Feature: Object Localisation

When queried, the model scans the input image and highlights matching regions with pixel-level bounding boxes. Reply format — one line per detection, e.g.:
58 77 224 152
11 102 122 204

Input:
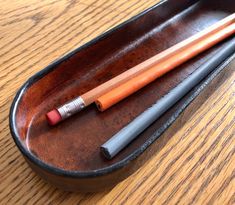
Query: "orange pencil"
82 13 235 105
46 14 235 125
96 23 235 111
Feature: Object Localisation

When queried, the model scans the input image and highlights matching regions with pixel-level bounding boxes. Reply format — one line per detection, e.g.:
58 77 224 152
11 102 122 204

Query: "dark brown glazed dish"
10 0 235 192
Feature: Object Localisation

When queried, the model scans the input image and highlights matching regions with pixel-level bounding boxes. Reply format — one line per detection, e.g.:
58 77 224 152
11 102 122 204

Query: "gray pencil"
101 38 235 159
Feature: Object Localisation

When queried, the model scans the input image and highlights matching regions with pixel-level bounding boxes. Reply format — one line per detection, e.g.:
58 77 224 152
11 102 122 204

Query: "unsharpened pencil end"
100 146 112 159
46 109 62 125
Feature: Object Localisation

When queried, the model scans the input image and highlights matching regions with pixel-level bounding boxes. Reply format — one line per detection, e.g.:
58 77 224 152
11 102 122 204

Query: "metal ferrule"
57 96 85 120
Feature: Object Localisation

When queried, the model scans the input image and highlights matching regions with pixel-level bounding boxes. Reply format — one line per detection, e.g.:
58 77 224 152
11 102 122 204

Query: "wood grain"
0 0 234 204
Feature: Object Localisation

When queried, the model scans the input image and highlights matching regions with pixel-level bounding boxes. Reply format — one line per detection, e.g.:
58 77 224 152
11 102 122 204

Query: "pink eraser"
46 109 62 125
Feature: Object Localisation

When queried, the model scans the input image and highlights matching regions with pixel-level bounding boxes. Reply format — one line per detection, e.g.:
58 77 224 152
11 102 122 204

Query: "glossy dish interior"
12 0 234 172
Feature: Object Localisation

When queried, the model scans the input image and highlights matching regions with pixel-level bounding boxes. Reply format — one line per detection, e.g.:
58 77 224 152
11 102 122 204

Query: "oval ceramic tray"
10 0 235 192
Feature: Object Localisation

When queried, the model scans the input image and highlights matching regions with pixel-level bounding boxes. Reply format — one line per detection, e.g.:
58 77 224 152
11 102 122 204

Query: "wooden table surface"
0 0 234 204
